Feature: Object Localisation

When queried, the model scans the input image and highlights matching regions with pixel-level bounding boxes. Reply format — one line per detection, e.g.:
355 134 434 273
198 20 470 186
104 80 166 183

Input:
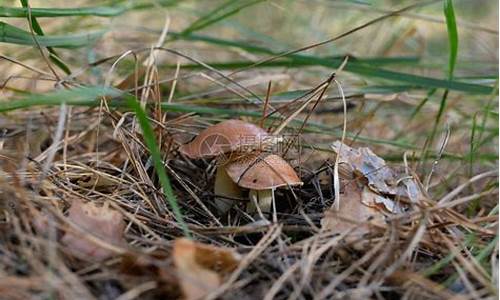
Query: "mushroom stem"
247 189 274 213
214 166 241 214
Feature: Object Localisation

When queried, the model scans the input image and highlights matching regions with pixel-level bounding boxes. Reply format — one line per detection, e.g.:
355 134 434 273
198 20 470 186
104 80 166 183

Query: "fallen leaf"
120 250 181 298
331 141 423 202
321 179 385 240
399 176 423 203
173 238 240 300
361 186 404 214
61 200 125 262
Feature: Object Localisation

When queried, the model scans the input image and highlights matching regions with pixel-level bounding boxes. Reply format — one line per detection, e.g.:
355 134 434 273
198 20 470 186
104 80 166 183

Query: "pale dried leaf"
361 186 404 214
173 238 240 300
61 200 125 262
400 177 422 203
331 141 423 202
321 179 385 238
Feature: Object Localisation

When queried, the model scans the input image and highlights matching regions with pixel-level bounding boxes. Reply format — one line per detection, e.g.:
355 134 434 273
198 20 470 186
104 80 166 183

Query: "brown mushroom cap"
179 120 269 159
225 153 303 190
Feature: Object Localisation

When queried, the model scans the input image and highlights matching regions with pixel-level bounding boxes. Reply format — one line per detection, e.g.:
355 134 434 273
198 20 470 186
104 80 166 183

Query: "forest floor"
0 1 498 299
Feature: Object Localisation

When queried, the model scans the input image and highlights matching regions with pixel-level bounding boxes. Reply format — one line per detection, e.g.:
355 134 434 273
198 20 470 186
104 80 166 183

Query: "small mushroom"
179 119 269 159
224 153 303 214
179 120 269 214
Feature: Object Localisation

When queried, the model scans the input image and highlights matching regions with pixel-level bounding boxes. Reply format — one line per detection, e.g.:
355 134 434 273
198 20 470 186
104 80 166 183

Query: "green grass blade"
181 0 264 35
443 233 497 288
0 86 121 111
423 0 460 163
444 0 458 78
469 113 478 174
342 63 487 94
165 56 421 70
18 0 71 74
0 5 126 17
466 113 480 215
433 0 459 125
422 234 476 277
19 0 43 36
476 81 499 146
0 21 104 48
168 32 493 94
126 96 191 238
126 0 180 10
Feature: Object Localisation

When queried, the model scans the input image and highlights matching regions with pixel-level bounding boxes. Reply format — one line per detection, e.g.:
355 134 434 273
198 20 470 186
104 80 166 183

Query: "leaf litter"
0 104 495 299
322 141 429 250
331 140 424 203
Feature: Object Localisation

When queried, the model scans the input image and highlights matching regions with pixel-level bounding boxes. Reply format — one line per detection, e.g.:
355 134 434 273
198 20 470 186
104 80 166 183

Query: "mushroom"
224 152 303 214
179 120 270 214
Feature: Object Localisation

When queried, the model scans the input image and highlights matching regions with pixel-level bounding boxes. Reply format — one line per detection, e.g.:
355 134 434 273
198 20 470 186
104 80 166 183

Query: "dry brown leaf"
321 179 385 240
61 200 125 262
331 141 423 202
173 238 240 300
120 250 181 298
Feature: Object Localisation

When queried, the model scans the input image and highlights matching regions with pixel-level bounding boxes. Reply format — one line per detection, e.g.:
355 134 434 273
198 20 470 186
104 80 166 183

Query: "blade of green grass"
0 21 104 48
0 5 126 17
409 89 437 120
475 235 499 270
125 0 181 10
475 82 499 146
18 0 71 74
422 233 476 277
421 0 459 165
3 86 493 162
466 113 480 216
180 0 265 36
442 233 497 288
469 113 478 175
167 32 493 94
177 85 417 104
0 86 121 111
436 0 460 122
126 96 191 238
165 56 421 70
444 0 459 79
